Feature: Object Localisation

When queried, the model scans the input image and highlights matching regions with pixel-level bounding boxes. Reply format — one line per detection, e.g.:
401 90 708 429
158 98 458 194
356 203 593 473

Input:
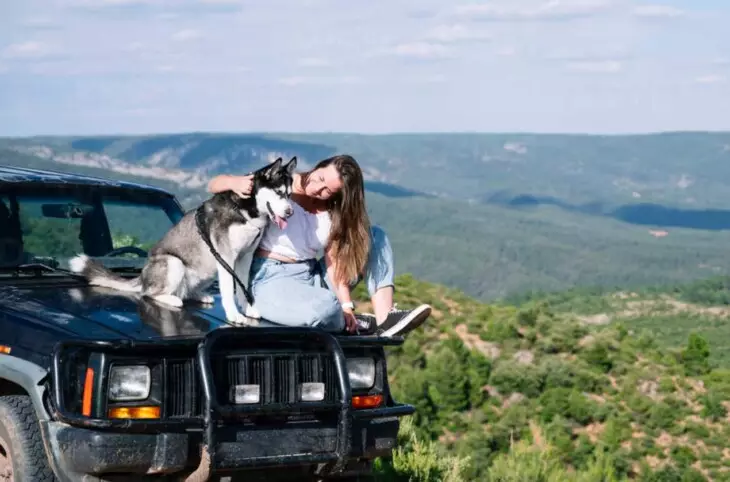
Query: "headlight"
108 365 151 402
346 358 375 389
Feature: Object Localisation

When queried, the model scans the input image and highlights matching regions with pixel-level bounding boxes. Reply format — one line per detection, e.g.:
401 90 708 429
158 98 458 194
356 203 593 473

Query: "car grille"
165 358 202 418
214 353 339 406
162 352 340 419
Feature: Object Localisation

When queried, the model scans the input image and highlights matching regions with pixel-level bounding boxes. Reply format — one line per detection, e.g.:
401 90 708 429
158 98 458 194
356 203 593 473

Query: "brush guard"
196 327 353 474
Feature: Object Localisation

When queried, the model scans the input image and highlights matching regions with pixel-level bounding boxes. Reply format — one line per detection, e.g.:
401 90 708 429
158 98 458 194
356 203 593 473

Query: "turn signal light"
351 394 383 409
82 368 94 417
108 406 161 419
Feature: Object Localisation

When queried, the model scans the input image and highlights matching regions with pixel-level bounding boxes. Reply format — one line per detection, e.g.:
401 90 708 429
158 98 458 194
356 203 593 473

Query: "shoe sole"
379 305 432 337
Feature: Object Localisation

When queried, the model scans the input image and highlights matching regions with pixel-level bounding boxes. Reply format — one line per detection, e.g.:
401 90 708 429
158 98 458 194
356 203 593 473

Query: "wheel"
0 395 56 481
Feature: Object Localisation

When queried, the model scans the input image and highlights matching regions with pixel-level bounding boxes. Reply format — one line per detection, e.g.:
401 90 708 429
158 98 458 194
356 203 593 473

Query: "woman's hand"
208 174 254 197
342 307 357 333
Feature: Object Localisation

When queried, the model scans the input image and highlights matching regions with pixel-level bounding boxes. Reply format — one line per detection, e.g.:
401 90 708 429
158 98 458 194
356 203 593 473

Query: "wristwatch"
341 301 355 311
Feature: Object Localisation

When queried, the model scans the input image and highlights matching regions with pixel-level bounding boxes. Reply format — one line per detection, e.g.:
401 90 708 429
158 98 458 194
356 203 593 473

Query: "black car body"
0 165 414 481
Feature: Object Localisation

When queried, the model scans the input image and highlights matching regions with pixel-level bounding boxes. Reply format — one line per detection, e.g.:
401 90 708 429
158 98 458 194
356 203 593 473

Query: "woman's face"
304 164 343 200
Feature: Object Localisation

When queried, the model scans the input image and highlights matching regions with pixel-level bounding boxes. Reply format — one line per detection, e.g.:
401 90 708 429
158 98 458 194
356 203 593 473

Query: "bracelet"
341 301 355 310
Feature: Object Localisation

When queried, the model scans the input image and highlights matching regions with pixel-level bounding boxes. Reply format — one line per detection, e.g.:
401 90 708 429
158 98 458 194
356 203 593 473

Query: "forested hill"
364 275 730 482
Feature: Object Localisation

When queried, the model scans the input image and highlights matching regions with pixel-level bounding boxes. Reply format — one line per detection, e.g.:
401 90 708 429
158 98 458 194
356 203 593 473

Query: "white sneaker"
355 304 432 337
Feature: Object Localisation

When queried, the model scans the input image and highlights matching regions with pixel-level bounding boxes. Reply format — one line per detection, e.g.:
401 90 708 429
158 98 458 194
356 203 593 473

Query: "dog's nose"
285 206 294 217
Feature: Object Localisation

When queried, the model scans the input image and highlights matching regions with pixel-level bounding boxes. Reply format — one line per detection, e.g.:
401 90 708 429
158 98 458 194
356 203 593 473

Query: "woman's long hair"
301 154 370 285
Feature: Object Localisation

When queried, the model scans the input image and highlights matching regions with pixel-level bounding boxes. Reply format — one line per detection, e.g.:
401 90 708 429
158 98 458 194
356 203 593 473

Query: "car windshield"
0 184 183 275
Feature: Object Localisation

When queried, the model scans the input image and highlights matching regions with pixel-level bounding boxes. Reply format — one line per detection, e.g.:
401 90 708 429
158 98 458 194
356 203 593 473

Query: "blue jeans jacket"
247 225 394 332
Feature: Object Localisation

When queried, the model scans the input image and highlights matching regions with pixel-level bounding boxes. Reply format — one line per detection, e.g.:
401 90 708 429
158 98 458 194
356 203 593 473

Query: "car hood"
0 282 247 343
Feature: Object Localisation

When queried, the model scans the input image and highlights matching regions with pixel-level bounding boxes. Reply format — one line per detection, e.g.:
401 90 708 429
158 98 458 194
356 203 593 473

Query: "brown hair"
301 154 370 285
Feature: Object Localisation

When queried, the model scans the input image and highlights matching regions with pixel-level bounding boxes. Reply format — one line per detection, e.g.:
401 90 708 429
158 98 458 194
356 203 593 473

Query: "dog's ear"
284 156 297 175
263 157 283 178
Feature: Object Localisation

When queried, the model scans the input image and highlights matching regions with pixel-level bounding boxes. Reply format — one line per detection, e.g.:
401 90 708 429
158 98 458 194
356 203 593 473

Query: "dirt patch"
529 421 546 449
578 313 611 325
442 297 463 316
574 423 605 443
638 380 660 400
512 350 534 365
455 324 501 359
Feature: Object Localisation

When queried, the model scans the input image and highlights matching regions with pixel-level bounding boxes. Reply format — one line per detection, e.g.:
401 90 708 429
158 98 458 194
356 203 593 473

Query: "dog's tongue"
274 216 288 230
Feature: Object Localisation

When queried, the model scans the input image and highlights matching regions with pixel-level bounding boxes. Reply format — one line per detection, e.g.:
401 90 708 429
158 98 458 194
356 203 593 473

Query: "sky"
1 0 729 136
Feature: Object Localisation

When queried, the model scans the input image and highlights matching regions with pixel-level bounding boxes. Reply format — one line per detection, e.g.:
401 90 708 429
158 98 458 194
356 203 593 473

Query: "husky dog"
69 157 297 323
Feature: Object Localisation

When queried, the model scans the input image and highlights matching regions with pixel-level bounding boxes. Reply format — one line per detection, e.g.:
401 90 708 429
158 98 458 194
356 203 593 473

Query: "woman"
207 154 431 337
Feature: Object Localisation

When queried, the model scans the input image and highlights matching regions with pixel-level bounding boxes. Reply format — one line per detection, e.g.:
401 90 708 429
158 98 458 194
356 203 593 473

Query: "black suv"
0 165 414 481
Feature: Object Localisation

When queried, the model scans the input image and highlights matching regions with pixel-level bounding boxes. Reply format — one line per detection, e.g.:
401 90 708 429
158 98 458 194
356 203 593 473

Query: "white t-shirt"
258 200 332 260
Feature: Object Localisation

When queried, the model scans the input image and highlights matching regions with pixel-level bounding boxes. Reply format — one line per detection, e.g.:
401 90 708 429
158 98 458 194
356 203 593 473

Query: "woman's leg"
359 225 396 322
248 257 345 332
319 225 431 336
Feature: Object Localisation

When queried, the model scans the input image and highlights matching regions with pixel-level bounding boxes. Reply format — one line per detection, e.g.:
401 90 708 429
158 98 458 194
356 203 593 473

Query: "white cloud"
695 74 725 84
63 0 157 8
425 24 492 43
382 42 451 59
277 75 362 86
632 5 685 18
454 0 614 22
495 46 517 57
171 29 203 41
297 57 330 67
21 17 60 29
567 60 622 73
1 41 57 60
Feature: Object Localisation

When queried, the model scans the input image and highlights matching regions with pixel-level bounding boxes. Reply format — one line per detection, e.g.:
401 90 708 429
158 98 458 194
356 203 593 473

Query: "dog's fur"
69 157 297 323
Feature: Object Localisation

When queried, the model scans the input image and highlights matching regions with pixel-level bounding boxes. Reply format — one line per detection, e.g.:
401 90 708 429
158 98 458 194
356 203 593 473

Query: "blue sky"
1 0 729 136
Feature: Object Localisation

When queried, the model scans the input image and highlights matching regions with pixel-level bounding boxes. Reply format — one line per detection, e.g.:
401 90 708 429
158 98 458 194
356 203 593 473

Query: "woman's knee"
302 292 344 332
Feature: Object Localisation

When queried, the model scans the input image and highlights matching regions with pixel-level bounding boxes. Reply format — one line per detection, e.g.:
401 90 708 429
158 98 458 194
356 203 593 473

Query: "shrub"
484 440 566 482
681 333 712 376
670 445 697 469
539 388 598 425
647 402 681 431
489 360 545 398
424 337 472 418
700 390 727 422
374 417 470 482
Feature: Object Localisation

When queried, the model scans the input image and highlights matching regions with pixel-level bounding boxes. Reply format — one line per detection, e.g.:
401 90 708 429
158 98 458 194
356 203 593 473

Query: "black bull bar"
50 327 357 478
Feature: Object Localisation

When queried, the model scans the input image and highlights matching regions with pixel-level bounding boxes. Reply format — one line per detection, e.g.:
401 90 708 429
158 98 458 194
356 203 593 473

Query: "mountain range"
2 131 730 300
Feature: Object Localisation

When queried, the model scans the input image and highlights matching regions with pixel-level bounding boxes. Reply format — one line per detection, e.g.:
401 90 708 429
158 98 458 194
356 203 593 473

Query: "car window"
0 189 179 268
104 202 173 254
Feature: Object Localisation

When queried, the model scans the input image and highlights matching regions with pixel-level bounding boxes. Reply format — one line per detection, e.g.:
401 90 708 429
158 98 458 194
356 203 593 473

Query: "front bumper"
40 407 411 481
45 327 415 480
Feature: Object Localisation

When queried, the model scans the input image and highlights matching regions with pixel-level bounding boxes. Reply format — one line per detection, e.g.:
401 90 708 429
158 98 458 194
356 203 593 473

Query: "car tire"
0 395 57 481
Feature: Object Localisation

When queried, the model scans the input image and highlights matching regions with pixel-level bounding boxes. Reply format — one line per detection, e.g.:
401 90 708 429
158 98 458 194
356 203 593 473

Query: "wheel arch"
0 355 51 422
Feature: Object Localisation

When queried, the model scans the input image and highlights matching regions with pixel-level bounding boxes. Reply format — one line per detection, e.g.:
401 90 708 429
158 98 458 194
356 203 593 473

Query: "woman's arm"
208 174 253 196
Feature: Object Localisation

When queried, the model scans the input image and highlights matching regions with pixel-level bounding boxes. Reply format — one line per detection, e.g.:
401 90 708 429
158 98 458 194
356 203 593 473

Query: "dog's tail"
69 254 142 293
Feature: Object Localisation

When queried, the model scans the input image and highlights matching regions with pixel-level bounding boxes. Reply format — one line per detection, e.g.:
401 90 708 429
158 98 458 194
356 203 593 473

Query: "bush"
539 388 598 425
647 402 682 431
424 337 472 418
484 440 566 482
681 333 712 376
374 417 470 482
489 361 545 398
700 390 727 422
541 357 607 393
670 445 698 469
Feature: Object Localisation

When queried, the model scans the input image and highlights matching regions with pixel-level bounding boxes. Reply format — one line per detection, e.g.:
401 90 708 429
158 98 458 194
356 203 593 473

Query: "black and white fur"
69 157 297 324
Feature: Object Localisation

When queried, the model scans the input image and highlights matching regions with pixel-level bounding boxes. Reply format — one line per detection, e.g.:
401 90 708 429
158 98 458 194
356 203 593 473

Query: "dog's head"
252 156 297 229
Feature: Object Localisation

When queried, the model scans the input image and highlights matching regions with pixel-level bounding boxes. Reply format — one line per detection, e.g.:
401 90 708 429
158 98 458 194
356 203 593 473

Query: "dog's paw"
244 304 260 319
226 311 248 324
152 294 184 308
193 294 215 304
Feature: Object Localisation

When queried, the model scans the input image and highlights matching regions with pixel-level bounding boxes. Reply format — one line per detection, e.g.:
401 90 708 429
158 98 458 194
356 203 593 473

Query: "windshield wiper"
0 263 86 280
